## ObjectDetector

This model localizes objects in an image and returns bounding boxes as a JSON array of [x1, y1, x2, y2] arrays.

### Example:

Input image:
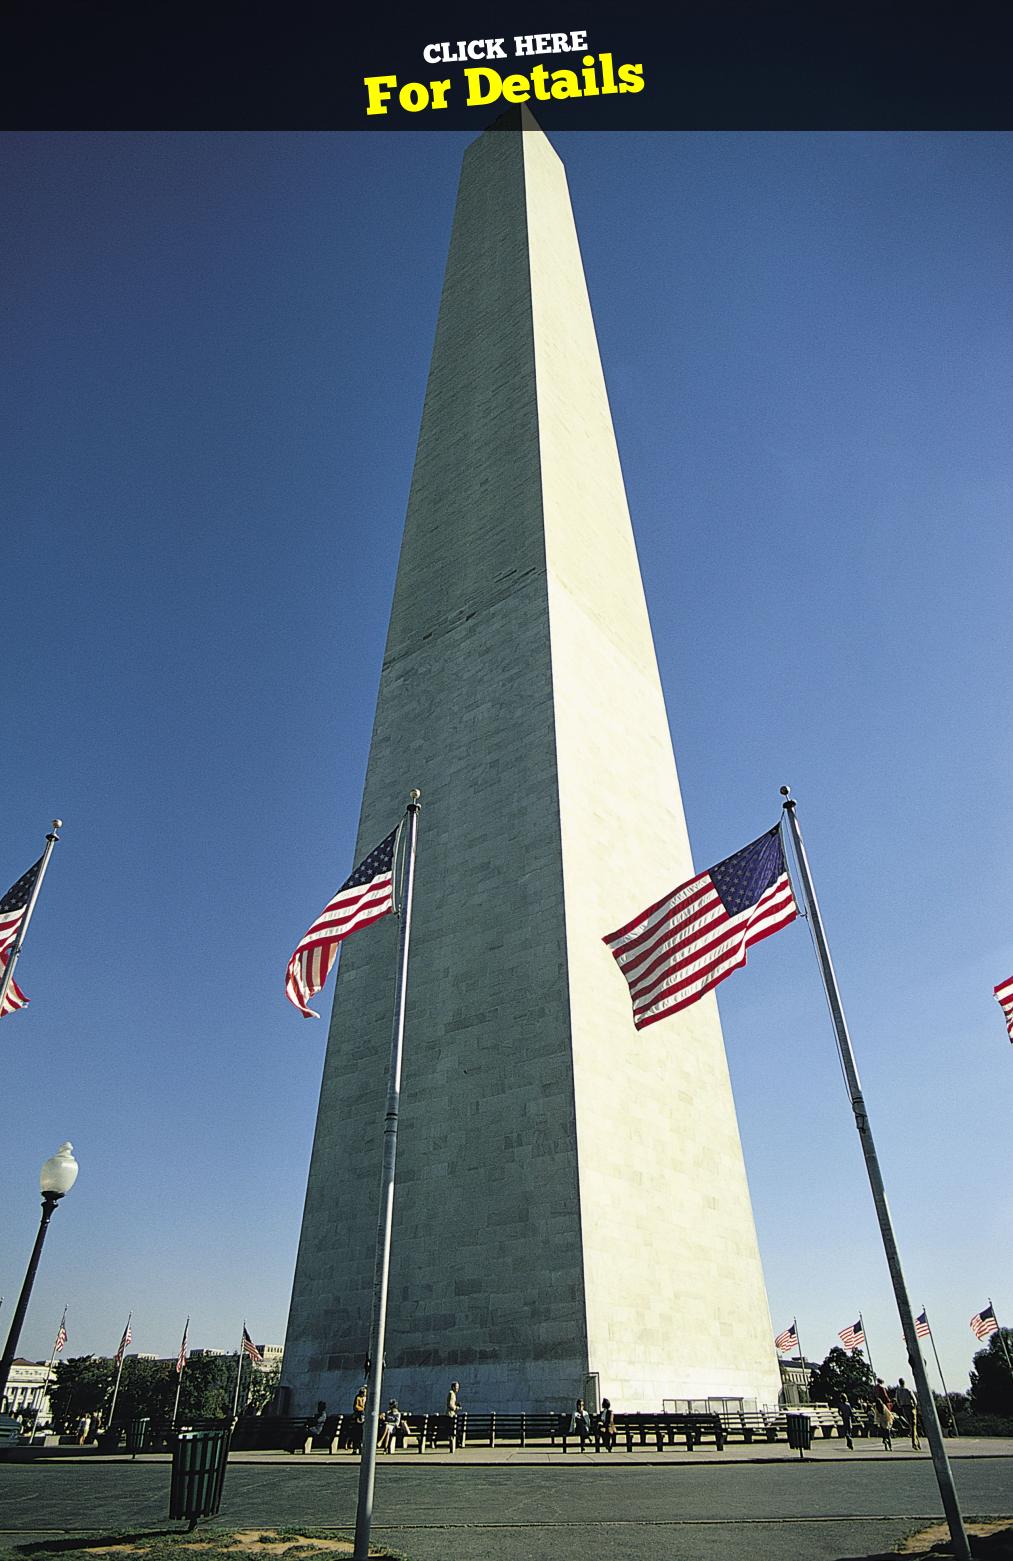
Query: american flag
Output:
[[970, 1305, 999, 1341], [0, 856, 43, 1016], [838, 1319, 865, 1351], [114, 1321, 133, 1369], [54, 1322, 67, 1353], [285, 827, 399, 1018], [915, 1310, 931, 1339], [176, 1321, 189, 1374], [603, 827, 797, 1030], [774, 1322, 798, 1353], [993, 976, 1013, 1042], [241, 1326, 263, 1363]]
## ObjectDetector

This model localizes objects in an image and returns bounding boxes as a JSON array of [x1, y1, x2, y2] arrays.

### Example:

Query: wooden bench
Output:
[[718, 1411, 778, 1443], [808, 1404, 843, 1439], [618, 1413, 724, 1452]]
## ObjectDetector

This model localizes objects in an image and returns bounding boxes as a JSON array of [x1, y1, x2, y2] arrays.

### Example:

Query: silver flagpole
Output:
[[108, 1312, 132, 1426], [232, 1323, 246, 1420], [858, 1312, 877, 1383], [30, 1307, 66, 1441], [988, 1299, 1013, 1378], [0, 822, 62, 1019], [353, 790, 421, 1561], [779, 789, 970, 1561], [923, 1308, 959, 1435], [172, 1317, 188, 1426], [793, 1318, 808, 1400]]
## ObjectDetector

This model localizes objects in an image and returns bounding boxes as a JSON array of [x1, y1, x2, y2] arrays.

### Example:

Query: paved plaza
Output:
[[0, 1440, 1010, 1561]]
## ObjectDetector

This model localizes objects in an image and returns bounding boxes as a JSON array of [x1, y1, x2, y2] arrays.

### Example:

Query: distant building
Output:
[[779, 1357, 812, 1406], [1, 1359, 54, 1422]]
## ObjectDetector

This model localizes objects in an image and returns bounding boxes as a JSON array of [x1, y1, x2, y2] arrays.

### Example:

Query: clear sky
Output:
[[2, 129, 1010, 1401]]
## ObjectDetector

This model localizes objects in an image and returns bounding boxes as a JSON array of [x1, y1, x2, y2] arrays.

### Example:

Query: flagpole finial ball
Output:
[[779, 786, 791, 799], [52, 819, 63, 830], [409, 789, 421, 804]]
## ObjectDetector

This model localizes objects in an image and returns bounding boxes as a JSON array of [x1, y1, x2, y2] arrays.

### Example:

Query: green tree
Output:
[[49, 1356, 115, 1432], [968, 1330, 1013, 1417], [808, 1346, 876, 1406], [113, 1357, 176, 1424], [176, 1353, 238, 1420]]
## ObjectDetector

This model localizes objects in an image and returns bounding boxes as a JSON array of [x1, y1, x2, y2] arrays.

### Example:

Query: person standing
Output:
[[446, 1381, 461, 1452], [893, 1378, 920, 1450], [350, 1383, 367, 1453]]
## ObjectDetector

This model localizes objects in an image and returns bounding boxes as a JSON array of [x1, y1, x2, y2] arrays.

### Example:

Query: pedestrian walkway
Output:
[[0, 1446, 1010, 1561]]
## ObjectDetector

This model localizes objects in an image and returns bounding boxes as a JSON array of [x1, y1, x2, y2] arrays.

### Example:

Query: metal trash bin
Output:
[[126, 1418, 150, 1456], [169, 1428, 230, 1528], [785, 1411, 813, 1459]]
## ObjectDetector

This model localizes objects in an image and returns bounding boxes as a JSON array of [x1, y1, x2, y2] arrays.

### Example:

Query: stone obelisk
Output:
[[282, 113, 781, 1414]]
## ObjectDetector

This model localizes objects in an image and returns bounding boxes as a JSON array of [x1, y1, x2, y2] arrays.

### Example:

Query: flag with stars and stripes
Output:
[[838, 1319, 865, 1351], [285, 826, 399, 1018], [0, 856, 43, 1015], [970, 1305, 999, 1341], [176, 1320, 189, 1374], [774, 1322, 798, 1353], [54, 1322, 67, 1353], [603, 826, 798, 1030], [241, 1326, 263, 1363], [915, 1311, 931, 1339], [114, 1321, 133, 1369], [993, 976, 1013, 1042]]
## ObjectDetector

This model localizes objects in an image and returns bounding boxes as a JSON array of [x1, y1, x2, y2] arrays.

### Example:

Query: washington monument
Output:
[[282, 114, 781, 1414]]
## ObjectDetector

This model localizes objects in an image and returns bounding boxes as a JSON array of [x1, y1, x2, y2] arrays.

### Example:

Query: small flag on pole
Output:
[[970, 1305, 999, 1340], [915, 1310, 931, 1339], [603, 827, 797, 1030], [241, 1326, 263, 1363], [176, 1321, 189, 1373], [993, 976, 1013, 1042], [54, 1322, 67, 1353], [774, 1322, 798, 1353], [0, 857, 44, 1015], [114, 1321, 133, 1369], [285, 827, 400, 1018], [838, 1319, 865, 1351]]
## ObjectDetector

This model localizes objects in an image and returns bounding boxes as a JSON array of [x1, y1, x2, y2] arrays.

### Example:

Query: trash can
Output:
[[169, 1428, 230, 1528], [785, 1411, 813, 1459], [126, 1418, 150, 1456]]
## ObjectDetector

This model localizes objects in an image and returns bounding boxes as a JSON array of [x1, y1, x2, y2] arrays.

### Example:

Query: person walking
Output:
[[894, 1378, 920, 1450], [872, 1380, 894, 1451], [838, 1393, 854, 1450]]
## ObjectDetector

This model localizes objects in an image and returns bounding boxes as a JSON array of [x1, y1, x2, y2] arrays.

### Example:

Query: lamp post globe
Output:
[[0, 1143, 80, 1414], [40, 1143, 78, 1199]]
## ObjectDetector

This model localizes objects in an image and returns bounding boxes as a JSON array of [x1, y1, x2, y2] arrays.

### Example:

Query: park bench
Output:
[[483, 1413, 565, 1447], [808, 1404, 842, 1439], [618, 1412, 724, 1452], [719, 1410, 778, 1443]]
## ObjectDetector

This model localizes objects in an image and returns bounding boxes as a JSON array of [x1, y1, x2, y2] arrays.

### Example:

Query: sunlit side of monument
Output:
[[282, 112, 781, 1414]]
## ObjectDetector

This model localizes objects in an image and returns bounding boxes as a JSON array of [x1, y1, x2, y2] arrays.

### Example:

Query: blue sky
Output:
[[2, 130, 1010, 1400]]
